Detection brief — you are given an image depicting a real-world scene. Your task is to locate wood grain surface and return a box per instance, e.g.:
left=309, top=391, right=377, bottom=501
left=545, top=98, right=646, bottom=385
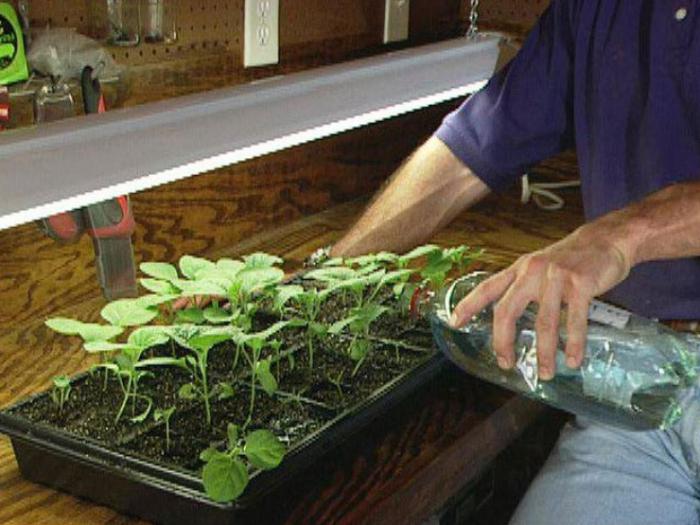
left=0, top=155, right=583, bottom=524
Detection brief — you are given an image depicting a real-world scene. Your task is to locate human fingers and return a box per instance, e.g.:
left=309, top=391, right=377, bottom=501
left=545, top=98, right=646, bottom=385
left=492, top=276, right=537, bottom=369
left=449, top=269, right=515, bottom=328
left=564, top=293, right=590, bottom=368
left=534, top=271, right=564, bottom=380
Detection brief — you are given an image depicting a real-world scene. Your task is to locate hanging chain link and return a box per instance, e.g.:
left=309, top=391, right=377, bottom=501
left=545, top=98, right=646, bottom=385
left=467, top=0, right=480, bottom=38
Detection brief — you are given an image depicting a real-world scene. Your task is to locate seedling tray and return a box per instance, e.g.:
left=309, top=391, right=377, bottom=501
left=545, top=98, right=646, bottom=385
left=0, top=352, right=444, bottom=525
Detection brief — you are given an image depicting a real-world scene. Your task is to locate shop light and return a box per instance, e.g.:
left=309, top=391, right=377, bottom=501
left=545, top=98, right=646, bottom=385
left=0, top=35, right=499, bottom=231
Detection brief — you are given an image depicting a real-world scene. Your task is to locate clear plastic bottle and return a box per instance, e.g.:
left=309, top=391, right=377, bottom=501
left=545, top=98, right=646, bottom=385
left=430, top=272, right=700, bottom=430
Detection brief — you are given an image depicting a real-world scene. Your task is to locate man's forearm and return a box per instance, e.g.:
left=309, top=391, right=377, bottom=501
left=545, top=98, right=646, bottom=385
left=590, top=181, right=700, bottom=268
left=332, top=137, right=490, bottom=257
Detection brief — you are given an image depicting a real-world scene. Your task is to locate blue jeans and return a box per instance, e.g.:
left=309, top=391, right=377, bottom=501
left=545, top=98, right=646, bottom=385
left=510, top=391, right=700, bottom=525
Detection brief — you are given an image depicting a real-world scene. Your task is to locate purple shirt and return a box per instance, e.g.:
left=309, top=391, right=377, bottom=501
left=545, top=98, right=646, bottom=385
left=435, top=0, right=700, bottom=320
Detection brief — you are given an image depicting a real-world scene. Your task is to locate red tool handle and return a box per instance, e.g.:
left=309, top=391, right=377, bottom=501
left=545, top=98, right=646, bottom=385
left=85, top=196, right=135, bottom=239
left=45, top=211, right=84, bottom=241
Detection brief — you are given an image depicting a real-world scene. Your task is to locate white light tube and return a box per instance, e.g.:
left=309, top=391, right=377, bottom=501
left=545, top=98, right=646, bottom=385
left=0, top=35, right=499, bottom=231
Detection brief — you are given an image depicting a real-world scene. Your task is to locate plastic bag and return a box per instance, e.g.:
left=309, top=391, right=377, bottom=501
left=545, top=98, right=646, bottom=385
left=27, top=27, right=123, bottom=81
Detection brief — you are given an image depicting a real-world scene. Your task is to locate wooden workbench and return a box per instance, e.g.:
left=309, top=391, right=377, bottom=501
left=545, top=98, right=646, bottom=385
left=0, top=167, right=584, bottom=524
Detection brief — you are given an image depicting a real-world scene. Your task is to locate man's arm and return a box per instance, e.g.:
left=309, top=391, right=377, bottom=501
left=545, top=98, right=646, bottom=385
left=331, top=137, right=490, bottom=257
left=450, top=181, right=700, bottom=380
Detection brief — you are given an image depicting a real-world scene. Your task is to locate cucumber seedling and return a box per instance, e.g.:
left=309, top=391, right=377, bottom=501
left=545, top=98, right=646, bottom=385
left=50, top=375, right=71, bottom=413
left=232, top=321, right=290, bottom=426
left=87, top=326, right=186, bottom=422
left=154, top=406, right=176, bottom=452
left=200, top=424, right=286, bottom=503
left=173, top=325, right=234, bottom=426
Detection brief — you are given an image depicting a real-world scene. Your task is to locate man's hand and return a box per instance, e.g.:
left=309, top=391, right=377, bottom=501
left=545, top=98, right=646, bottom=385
left=449, top=223, right=632, bottom=380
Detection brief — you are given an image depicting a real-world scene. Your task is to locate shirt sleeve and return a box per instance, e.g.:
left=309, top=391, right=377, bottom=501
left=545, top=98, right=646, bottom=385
left=435, top=0, right=578, bottom=191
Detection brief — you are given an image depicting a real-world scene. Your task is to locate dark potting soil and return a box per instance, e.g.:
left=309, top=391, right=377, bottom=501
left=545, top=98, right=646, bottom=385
left=8, top=301, right=436, bottom=476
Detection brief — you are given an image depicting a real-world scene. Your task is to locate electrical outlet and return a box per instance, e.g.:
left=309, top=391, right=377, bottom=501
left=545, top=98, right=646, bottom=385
left=244, top=0, right=279, bottom=67
left=383, top=0, right=410, bottom=44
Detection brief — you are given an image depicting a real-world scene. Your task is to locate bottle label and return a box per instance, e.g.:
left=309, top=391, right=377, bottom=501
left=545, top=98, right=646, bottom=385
left=516, top=343, right=539, bottom=391
left=588, top=299, right=630, bottom=329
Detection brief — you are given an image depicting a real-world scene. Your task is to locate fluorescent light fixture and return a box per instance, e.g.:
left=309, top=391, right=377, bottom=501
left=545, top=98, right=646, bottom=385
left=0, top=35, right=499, bottom=231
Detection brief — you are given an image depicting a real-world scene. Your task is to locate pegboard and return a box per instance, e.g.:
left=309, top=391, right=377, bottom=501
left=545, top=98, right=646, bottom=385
left=24, top=0, right=244, bottom=66
left=23, top=0, right=550, bottom=68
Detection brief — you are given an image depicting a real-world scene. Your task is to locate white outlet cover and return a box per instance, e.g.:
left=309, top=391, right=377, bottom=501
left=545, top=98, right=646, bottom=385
left=244, top=0, right=279, bottom=67
left=384, top=0, right=410, bottom=44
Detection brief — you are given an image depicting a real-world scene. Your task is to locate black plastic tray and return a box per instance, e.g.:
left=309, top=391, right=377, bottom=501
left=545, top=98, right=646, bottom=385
left=0, top=352, right=445, bottom=525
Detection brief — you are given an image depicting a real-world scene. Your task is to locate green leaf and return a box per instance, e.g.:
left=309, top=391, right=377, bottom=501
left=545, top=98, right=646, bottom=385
left=238, top=267, right=284, bottom=295
left=354, top=303, right=389, bottom=326
left=379, top=269, right=414, bottom=287
left=78, top=324, right=125, bottom=343
left=321, top=270, right=385, bottom=299
left=255, top=359, right=278, bottom=395
left=217, top=382, right=235, bottom=400
left=303, top=267, right=356, bottom=283
left=45, top=318, right=86, bottom=335
left=140, top=278, right=178, bottom=295
left=136, top=294, right=179, bottom=308
left=172, top=279, right=228, bottom=297
left=179, top=255, right=216, bottom=280
left=52, top=375, right=71, bottom=389
left=254, top=320, right=291, bottom=342
left=101, top=299, right=159, bottom=327
left=309, top=321, right=327, bottom=337
left=128, top=326, right=169, bottom=350
left=191, top=266, right=234, bottom=287
left=399, top=244, right=441, bottom=263
left=243, top=430, right=286, bottom=470
left=203, top=306, right=238, bottom=324
left=349, top=338, right=371, bottom=361
left=136, top=357, right=188, bottom=369
left=84, top=341, right=129, bottom=353
left=227, top=423, right=239, bottom=450
left=202, top=454, right=249, bottom=503
left=443, top=246, right=467, bottom=263
left=140, top=262, right=179, bottom=282
left=242, top=252, right=283, bottom=269
left=178, top=383, right=198, bottom=400
left=154, top=406, right=175, bottom=422
left=232, top=322, right=290, bottom=347
left=115, top=352, right=137, bottom=371
left=216, top=259, right=245, bottom=280
left=321, top=257, right=344, bottom=267
left=274, top=285, right=304, bottom=312
left=328, top=315, right=360, bottom=335
left=347, top=252, right=398, bottom=267
left=199, top=446, right=218, bottom=462
left=355, top=263, right=382, bottom=276
left=45, top=318, right=124, bottom=342
left=189, top=328, right=234, bottom=352
left=176, top=308, right=206, bottom=324
left=166, top=324, right=202, bottom=349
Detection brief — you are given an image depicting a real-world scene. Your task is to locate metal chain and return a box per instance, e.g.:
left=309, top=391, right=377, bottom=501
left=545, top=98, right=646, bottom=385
left=467, top=0, right=480, bottom=38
